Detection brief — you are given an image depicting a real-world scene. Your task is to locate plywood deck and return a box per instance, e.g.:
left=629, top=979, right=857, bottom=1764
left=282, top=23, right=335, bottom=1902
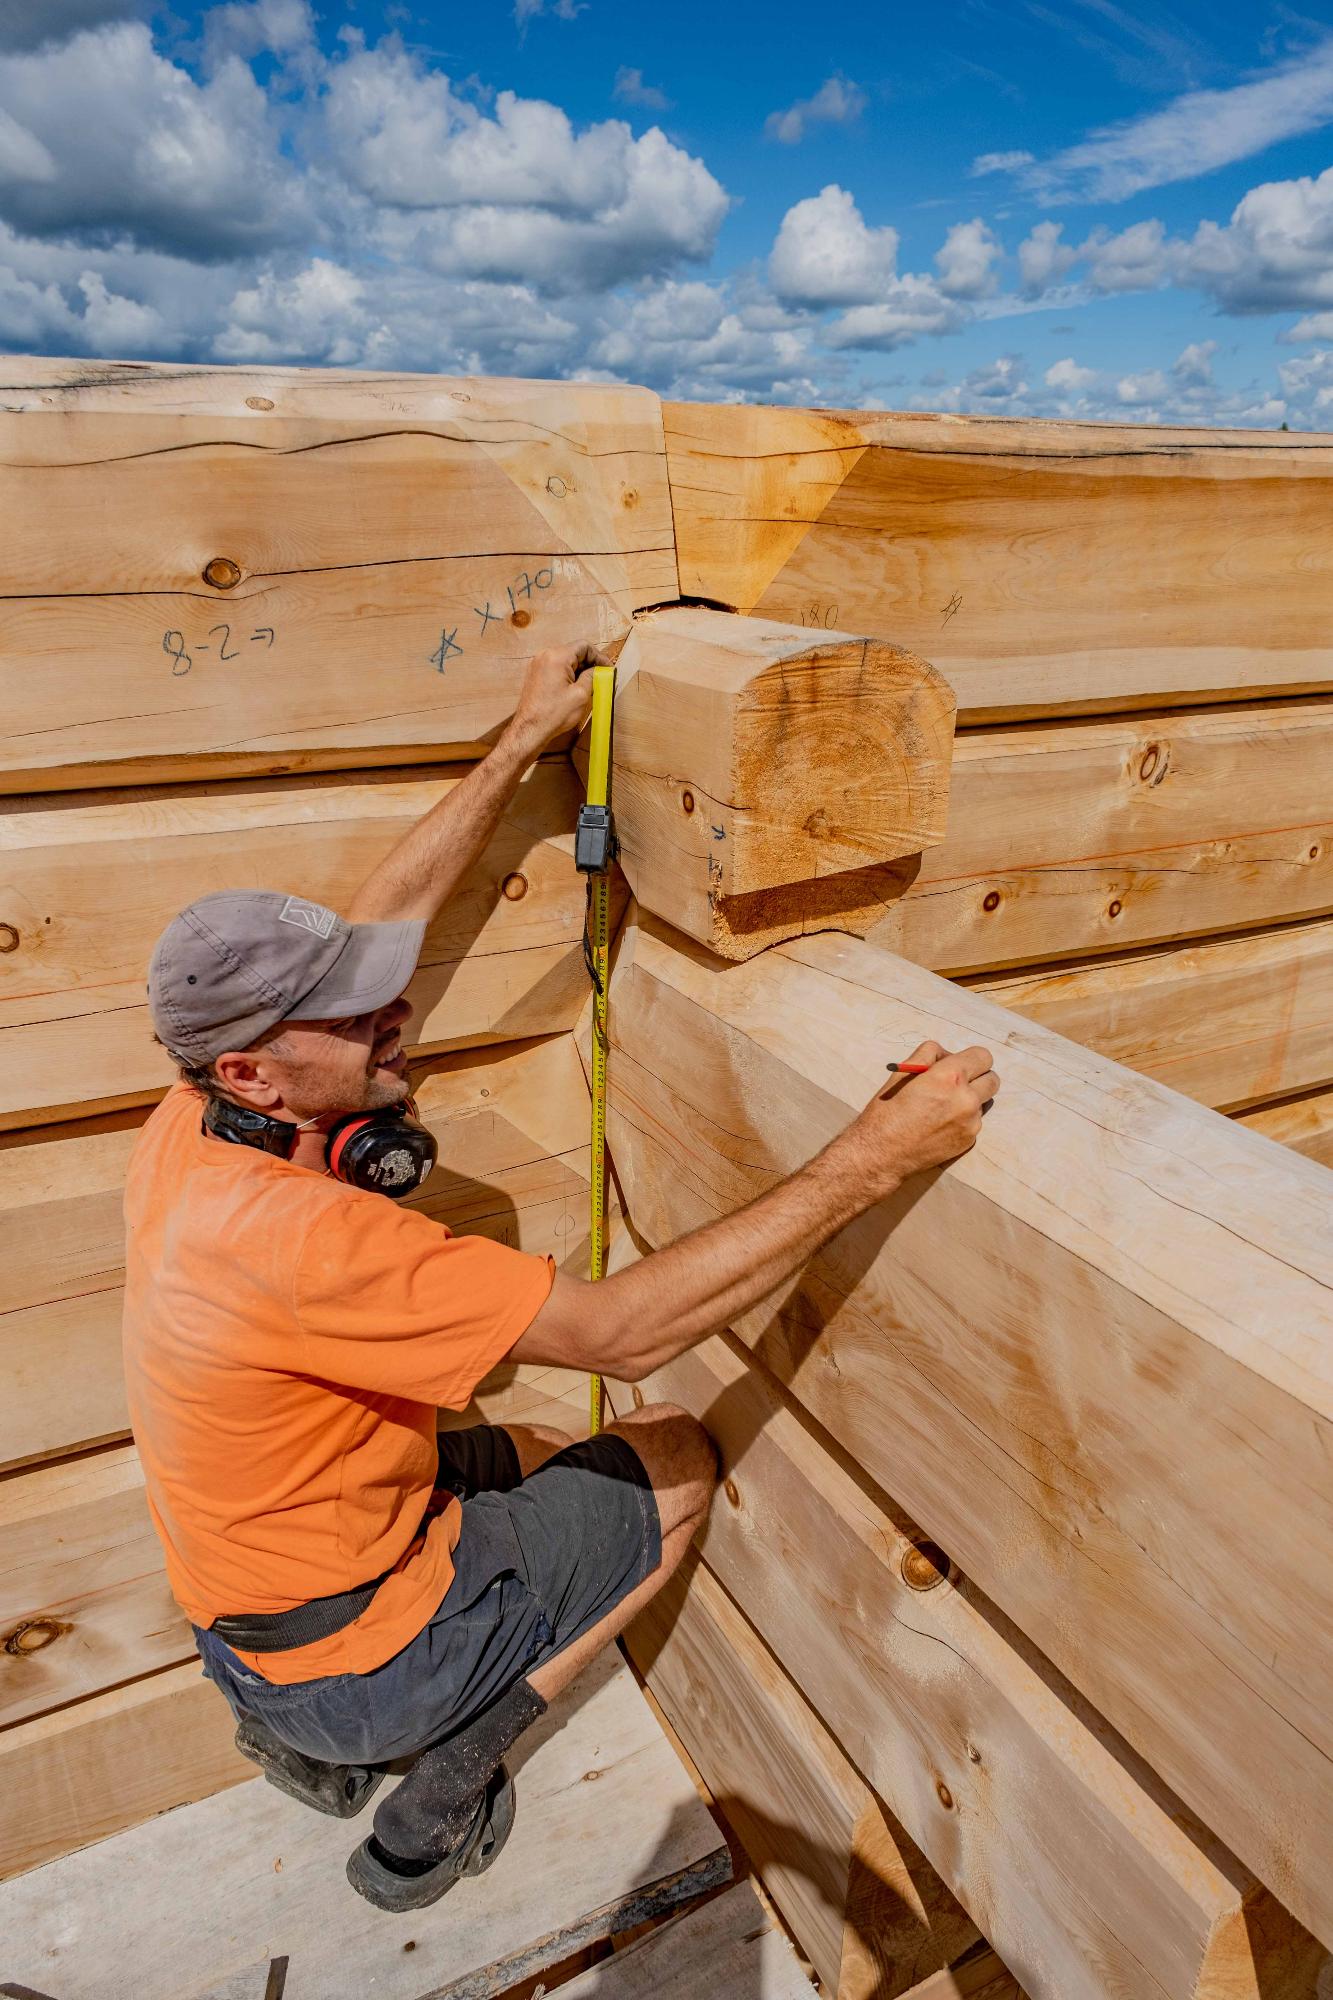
left=0, top=1650, right=730, bottom=2000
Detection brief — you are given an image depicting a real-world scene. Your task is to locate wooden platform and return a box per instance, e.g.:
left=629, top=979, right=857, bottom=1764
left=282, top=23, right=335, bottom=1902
left=0, top=1650, right=731, bottom=2000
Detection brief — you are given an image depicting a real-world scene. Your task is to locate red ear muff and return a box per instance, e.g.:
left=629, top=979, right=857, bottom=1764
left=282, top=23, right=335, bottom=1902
left=326, top=1114, right=373, bottom=1182
left=324, top=1102, right=438, bottom=1199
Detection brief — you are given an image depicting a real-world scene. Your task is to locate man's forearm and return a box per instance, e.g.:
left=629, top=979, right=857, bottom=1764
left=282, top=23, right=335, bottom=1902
left=588, top=1137, right=898, bottom=1380
left=346, top=721, right=541, bottom=926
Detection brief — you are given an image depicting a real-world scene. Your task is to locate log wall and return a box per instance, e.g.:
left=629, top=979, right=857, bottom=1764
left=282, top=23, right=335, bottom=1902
left=1, top=359, right=1328, bottom=2000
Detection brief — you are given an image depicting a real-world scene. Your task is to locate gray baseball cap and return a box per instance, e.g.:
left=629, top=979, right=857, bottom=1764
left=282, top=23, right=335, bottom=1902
left=148, top=891, right=426, bottom=1065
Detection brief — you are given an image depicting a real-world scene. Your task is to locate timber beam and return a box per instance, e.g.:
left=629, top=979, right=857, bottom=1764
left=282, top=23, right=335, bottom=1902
left=606, top=1338, right=1328, bottom=2000
left=603, top=910, right=1333, bottom=1946
left=590, top=604, right=955, bottom=960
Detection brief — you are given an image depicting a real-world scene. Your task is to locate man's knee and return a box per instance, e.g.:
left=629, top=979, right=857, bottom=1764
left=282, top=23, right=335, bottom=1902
left=609, top=1400, right=718, bottom=1522
left=504, top=1421, right=578, bottom=1477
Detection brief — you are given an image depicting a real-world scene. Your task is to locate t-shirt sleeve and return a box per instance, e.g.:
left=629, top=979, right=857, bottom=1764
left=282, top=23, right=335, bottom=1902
left=291, top=1196, right=556, bottom=1409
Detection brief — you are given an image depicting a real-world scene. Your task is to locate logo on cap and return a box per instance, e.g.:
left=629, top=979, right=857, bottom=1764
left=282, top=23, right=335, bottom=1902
left=278, top=897, right=338, bottom=939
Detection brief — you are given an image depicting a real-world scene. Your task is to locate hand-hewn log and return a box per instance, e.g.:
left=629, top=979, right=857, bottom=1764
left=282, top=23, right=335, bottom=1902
left=606, top=1339, right=1329, bottom=1999
left=969, top=914, right=1333, bottom=1111
left=869, top=698, right=1333, bottom=975
left=0, top=360, right=675, bottom=792
left=604, top=911, right=1333, bottom=1945
left=625, top=1546, right=978, bottom=1998
left=0, top=759, right=614, bottom=1129
left=664, top=401, right=1333, bottom=720
left=0, top=1036, right=603, bottom=1468
left=0, top=1662, right=252, bottom=1882
left=1234, top=1084, right=1333, bottom=1168
left=584, top=605, right=954, bottom=960
left=0, top=1447, right=185, bottom=1730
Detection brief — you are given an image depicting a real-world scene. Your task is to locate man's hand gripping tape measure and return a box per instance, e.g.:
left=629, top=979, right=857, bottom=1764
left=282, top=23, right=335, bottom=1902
left=576, top=659, right=618, bottom=1435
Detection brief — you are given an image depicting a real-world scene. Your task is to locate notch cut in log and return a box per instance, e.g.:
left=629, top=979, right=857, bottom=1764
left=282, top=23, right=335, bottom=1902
left=583, top=605, right=955, bottom=961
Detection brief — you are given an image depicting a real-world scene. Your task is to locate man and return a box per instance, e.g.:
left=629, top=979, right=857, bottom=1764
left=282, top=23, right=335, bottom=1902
left=125, top=641, right=999, bottom=1914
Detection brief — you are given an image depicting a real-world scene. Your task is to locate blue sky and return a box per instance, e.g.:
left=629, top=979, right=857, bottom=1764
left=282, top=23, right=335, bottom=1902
left=2, top=0, right=1332, bottom=423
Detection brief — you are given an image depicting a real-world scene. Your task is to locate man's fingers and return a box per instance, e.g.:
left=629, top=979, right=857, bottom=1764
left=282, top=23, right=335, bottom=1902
left=954, top=1044, right=995, bottom=1082
left=903, top=1040, right=948, bottom=1068
left=971, top=1069, right=1000, bottom=1104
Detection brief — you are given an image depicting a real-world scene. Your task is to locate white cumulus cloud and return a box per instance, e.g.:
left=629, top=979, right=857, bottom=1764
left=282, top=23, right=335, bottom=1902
left=0, top=21, right=308, bottom=257
left=1180, top=165, right=1333, bottom=312
left=769, top=184, right=900, bottom=306
left=1045, top=356, right=1097, bottom=391
left=1018, top=220, right=1077, bottom=297
left=935, top=218, right=1001, bottom=299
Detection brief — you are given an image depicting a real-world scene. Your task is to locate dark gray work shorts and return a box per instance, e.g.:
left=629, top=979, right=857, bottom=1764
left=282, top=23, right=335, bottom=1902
left=194, top=1424, right=661, bottom=1766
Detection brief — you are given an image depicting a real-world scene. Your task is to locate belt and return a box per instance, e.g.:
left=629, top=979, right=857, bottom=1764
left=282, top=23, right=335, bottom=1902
left=209, top=1569, right=389, bottom=1654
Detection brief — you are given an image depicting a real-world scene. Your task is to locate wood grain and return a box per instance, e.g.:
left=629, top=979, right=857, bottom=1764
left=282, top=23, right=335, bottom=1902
left=0, top=1648, right=728, bottom=1995
left=0, top=1662, right=252, bottom=1882
left=970, top=914, right=1333, bottom=1110
left=0, top=759, right=618, bottom=1128
left=607, top=1340, right=1329, bottom=2000
left=605, top=912, right=1333, bottom=1945
left=0, top=360, right=675, bottom=790
left=664, top=400, right=1333, bottom=720
left=596, top=605, right=954, bottom=959
left=0, top=1447, right=188, bottom=1729
left=870, top=699, right=1333, bottom=975
left=557, top=1882, right=815, bottom=1998
left=625, top=1547, right=977, bottom=1997
left=1234, top=1083, right=1333, bottom=1166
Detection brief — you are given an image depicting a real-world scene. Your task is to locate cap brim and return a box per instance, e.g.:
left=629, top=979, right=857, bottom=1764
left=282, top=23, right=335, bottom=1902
left=286, top=918, right=426, bottom=1022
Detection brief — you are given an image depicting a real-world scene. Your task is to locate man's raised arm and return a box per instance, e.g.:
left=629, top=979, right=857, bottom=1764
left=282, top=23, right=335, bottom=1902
left=345, top=645, right=597, bottom=926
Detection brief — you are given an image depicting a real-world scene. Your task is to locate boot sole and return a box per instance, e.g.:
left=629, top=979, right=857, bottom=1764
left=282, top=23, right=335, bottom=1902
left=346, top=1765, right=517, bottom=1913
left=235, top=1719, right=386, bottom=1820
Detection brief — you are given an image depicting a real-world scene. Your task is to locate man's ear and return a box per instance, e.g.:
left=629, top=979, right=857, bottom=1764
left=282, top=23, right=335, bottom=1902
left=213, top=1048, right=284, bottom=1112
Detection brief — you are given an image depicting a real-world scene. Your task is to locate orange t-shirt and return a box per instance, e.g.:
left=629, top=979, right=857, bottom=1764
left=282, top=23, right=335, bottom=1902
left=122, top=1084, right=554, bottom=1684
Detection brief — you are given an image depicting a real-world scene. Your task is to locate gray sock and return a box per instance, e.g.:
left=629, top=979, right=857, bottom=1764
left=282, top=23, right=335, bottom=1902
left=371, top=1677, right=548, bottom=1869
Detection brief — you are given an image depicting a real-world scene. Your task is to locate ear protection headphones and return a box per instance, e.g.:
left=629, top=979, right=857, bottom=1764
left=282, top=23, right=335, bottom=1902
left=202, top=1095, right=438, bottom=1200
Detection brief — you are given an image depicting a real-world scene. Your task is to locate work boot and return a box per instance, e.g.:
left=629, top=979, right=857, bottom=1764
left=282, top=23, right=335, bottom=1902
left=234, top=1715, right=386, bottom=1819
left=346, top=1762, right=517, bottom=1913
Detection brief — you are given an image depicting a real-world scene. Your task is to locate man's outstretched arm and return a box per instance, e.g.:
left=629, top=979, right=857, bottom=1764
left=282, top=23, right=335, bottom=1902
left=512, top=1044, right=1000, bottom=1382
left=345, top=645, right=596, bottom=926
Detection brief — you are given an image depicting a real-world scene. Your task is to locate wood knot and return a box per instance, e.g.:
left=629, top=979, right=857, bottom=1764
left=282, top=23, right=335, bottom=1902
left=501, top=873, right=529, bottom=902
left=510, top=608, right=531, bottom=628
left=900, top=1541, right=950, bottom=1591
left=1107, top=900, right=1122, bottom=919
left=982, top=891, right=1001, bottom=914
left=680, top=790, right=695, bottom=816
left=1309, top=845, right=1321, bottom=862
left=966, top=1743, right=982, bottom=1764
left=724, top=1478, right=741, bottom=1509
left=0, top=922, right=18, bottom=953
left=546, top=474, right=568, bottom=498
left=632, top=1386, right=645, bottom=1409
left=5, top=1617, right=68, bottom=1655
left=622, top=488, right=639, bottom=509
left=1138, top=743, right=1168, bottom=786
left=804, top=809, right=831, bottom=840
left=245, top=395, right=274, bottom=411
left=203, top=556, right=242, bottom=590
left=935, top=1778, right=954, bottom=1810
